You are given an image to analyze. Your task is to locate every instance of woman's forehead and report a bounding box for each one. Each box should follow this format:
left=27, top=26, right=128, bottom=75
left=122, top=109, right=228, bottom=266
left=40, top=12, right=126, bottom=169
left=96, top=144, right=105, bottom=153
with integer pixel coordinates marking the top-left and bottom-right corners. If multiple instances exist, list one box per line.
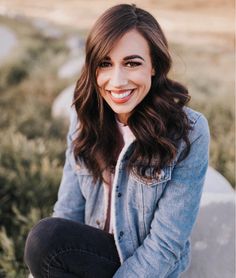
left=106, top=29, right=151, bottom=60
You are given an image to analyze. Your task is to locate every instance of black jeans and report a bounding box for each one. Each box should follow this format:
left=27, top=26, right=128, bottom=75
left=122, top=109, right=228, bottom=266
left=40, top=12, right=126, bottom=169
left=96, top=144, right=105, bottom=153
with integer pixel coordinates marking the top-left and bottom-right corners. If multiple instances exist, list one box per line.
left=24, top=217, right=121, bottom=278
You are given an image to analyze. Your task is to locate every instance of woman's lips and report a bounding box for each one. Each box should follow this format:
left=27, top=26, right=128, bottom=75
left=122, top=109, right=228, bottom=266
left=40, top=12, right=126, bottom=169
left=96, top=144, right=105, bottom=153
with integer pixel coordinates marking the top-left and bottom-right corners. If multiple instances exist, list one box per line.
left=107, top=89, right=135, bottom=104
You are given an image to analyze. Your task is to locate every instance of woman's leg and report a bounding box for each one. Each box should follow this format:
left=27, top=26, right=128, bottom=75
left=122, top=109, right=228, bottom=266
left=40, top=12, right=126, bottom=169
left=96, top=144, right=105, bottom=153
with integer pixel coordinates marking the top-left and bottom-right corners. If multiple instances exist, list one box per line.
left=24, top=217, right=121, bottom=278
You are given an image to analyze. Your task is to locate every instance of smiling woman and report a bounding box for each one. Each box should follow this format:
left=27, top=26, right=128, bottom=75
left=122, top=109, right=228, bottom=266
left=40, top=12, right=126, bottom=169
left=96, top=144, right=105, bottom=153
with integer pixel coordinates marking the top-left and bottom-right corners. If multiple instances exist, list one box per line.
left=24, top=4, right=210, bottom=278
left=96, top=30, right=155, bottom=124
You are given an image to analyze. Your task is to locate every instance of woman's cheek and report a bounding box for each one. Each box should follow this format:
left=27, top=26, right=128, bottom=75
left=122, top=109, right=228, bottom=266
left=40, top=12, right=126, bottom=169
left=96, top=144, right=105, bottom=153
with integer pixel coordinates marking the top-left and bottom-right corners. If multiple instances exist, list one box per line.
left=96, top=70, right=109, bottom=88
left=132, top=71, right=152, bottom=87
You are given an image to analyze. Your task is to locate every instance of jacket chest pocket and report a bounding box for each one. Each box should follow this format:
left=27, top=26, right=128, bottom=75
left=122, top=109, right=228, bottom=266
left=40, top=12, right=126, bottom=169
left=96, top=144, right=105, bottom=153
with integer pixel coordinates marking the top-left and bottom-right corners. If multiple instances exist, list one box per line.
left=128, top=166, right=172, bottom=213
left=68, top=152, right=97, bottom=199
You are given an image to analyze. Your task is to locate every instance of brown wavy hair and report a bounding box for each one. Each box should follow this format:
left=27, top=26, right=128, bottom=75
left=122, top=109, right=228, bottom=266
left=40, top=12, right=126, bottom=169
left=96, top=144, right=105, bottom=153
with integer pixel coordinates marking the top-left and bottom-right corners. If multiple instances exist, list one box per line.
left=73, top=4, right=191, bottom=183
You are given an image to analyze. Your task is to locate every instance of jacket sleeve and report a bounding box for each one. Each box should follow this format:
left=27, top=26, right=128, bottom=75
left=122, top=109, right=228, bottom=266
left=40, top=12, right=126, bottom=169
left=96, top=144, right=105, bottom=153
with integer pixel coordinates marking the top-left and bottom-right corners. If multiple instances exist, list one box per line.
left=52, top=107, right=85, bottom=223
left=113, top=114, right=210, bottom=278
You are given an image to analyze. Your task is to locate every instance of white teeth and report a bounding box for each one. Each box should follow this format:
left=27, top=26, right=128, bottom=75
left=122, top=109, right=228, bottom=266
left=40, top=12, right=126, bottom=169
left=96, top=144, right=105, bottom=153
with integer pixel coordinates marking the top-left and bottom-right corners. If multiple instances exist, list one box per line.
left=110, top=90, right=133, bottom=99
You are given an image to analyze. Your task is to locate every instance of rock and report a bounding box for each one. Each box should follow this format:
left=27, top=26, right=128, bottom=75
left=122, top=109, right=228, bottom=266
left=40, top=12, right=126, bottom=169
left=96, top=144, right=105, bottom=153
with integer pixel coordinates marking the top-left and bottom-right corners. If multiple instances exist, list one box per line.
left=203, top=166, right=234, bottom=193
left=182, top=193, right=235, bottom=278
left=66, top=35, right=84, bottom=56
left=58, top=56, right=84, bottom=79
left=32, top=18, right=63, bottom=39
left=51, top=84, right=75, bottom=121
left=58, top=35, right=85, bottom=79
left=0, top=25, right=17, bottom=65
left=182, top=168, right=235, bottom=278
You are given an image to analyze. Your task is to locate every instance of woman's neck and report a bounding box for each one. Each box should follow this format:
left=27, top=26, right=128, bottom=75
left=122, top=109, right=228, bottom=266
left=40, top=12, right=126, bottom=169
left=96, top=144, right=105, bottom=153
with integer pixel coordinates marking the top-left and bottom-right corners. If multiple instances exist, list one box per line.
left=116, top=113, right=129, bottom=125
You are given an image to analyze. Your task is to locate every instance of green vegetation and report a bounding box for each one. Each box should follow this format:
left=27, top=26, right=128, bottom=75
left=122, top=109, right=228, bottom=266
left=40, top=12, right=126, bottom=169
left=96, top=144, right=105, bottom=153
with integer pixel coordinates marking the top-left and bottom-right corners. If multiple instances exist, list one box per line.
left=0, top=16, right=70, bottom=277
left=0, top=14, right=234, bottom=278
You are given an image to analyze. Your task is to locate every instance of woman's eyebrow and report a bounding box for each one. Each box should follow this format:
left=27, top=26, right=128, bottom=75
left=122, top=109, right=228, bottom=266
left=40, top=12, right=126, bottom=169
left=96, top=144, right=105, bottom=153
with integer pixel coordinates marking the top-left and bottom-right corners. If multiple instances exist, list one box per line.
left=102, top=55, right=145, bottom=61
left=124, top=55, right=144, bottom=61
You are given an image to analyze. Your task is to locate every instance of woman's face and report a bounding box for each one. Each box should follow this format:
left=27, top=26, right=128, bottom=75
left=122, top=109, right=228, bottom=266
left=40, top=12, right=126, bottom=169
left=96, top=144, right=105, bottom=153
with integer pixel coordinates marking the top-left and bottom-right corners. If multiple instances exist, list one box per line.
left=96, top=29, right=155, bottom=124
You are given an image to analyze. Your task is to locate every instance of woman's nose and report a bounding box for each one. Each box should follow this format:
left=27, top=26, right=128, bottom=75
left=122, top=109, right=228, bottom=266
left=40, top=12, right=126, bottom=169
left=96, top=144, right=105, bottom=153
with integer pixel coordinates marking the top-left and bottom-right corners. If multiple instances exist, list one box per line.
left=109, top=67, right=128, bottom=87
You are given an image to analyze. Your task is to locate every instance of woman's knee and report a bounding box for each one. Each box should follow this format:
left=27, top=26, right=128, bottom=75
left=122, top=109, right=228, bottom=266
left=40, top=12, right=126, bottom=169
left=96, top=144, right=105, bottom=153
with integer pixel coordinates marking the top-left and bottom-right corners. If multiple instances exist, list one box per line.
left=24, top=217, right=64, bottom=272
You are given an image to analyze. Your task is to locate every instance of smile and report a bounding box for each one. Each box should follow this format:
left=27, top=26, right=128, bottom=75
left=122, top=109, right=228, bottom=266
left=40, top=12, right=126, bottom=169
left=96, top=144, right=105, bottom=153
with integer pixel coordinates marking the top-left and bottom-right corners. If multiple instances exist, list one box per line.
left=106, top=89, right=135, bottom=103
left=111, top=90, right=132, bottom=99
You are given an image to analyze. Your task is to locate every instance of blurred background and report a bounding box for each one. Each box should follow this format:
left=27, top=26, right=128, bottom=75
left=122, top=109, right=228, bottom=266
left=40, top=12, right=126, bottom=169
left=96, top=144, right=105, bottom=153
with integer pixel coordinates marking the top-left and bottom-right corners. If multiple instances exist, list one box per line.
left=0, top=0, right=234, bottom=277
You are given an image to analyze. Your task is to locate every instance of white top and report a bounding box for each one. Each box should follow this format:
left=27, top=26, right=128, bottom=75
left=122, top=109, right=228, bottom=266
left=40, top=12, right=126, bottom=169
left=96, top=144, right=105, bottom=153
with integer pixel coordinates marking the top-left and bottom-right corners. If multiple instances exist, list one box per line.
left=104, top=120, right=135, bottom=234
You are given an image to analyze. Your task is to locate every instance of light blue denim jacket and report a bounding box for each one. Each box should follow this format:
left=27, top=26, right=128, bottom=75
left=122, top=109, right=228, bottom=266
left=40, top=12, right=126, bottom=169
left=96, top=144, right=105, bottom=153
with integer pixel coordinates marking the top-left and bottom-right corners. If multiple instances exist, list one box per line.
left=53, top=106, right=210, bottom=278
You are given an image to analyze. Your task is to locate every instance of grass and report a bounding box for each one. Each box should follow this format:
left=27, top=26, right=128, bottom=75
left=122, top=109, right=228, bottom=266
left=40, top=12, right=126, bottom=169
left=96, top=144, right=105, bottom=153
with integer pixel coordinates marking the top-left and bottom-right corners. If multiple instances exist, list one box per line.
left=170, top=36, right=234, bottom=186
left=0, top=15, right=71, bottom=277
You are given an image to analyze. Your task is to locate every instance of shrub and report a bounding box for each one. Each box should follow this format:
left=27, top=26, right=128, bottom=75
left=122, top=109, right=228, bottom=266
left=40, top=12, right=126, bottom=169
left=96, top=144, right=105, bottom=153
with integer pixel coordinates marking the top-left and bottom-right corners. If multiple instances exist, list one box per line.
left=0, top=15, right=69, bottom=277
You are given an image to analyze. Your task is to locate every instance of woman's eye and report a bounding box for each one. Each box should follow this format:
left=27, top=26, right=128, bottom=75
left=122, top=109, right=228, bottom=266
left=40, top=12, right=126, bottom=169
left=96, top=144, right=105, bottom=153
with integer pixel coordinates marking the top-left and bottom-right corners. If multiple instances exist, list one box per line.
left=98, top=61, right=111, bottom=68
left=126, top=61, right=142, bottom=67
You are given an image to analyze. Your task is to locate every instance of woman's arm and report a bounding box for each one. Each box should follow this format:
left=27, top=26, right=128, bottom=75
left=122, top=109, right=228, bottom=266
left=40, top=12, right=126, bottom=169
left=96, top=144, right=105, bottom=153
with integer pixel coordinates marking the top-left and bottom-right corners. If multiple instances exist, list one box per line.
left=52, top=108, right=85, bottom=222
left=113, top=114, right=210, bottom=278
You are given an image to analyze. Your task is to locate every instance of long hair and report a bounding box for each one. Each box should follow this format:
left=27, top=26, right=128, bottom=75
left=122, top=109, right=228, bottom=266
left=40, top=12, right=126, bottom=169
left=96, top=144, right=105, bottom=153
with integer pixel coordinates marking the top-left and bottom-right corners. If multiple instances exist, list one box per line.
left=73, top=4, right=191, bottom=183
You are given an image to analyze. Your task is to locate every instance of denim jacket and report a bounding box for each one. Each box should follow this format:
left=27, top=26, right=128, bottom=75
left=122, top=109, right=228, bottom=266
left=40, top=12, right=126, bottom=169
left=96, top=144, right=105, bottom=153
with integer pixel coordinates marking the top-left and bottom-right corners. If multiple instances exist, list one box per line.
left=53, top=106, right=210, bottom=278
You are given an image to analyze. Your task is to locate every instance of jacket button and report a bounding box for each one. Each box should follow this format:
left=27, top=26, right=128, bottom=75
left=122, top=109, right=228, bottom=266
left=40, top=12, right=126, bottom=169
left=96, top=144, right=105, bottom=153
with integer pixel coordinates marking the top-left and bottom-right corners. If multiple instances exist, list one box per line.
left=119, top=231, right=124, bottom=236
left=96, top=220, right=100, bottom=226
left=118, top=192, right=122, bottom=197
